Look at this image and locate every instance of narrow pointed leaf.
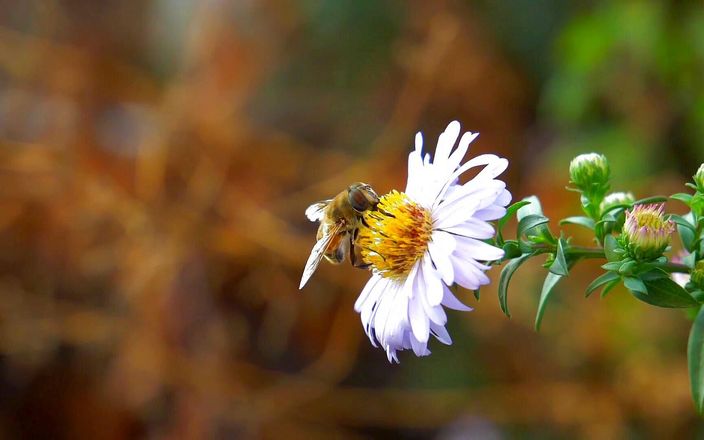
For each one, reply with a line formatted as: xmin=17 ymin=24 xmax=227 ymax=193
xmin=535 ymin=272 xmax=564 ymax=331
xmin=632 ymin=277 xmax=699 ymax=308
xmin=688 ymin=306 xmax=704 ymax=414
xmin=633 ymin=196 xmax=668 ymax=205
xmin=624 ymin=276 xmax=647 ymax=295
xmin=671 ymin=192 xmax=693 ymax=205
xmin=549 ymin=238 xmax=569 ymax=276
xmin=559 ymin=216 xmax=595 ymax=230
xmin=600 ymin=278 xmax=620 ymax=298
xmin=498 ymin=253 xmax=533 ymax=317
xmin=585 ymin=272 xmax=620 ymax=298
xmin=668 ymin=214 xmax=695 ymax=231
xmin=679 ymin=224 xmax=695 ymax=252
xmin=517 ymin=214 xmax=549 ymax=238
xmin=604 ymin=235 xmax=620 ymax=262
xmin=498 ymin=201 xmax=531 ymax=231
xmin=516 ymin=196 xmax=544 ymax=220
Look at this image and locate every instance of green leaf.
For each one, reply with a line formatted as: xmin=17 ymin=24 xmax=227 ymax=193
xmin=535 ymin=272 xmax=564 ymax=331
xmin=502 ymin=241 xmax=522 ymax=260
xmin=516 ymin=196 xmax=544 ymax=220
xmin=688 ymin=306 xmax=704 ymax=414
xmin=671 ymin=192 xmax=694 ymax=205
xmin=603 ymin=235 xmax=621 ymax=262
xmin=618 ymin=260 xmax=637 ymax=275
xmin=631 ymin=277 xmax=699 ymax=308
xmin=633 ymin=196 xmax=668 ymax=205
xmin=624 ymin=276 xmax=647 ymax=294
xmin=601 ymin=261 xmax=622 ymax=271
xmin=517 ymin=214 xmax=550 ymax=238
xmin=601 ymin=279 xmax=620 ymax=298
xmin=549 ymin=238 xmax=569 ymax=276
xmin=498 ymin=253 xmax=533 ymax=317
xmin=498 ymin=201 xmax=531 ymax=232
xmin=692 ymin=290 xmax=704 ymax=303
xmin=473 ymin=289 xmax=480 ymax=301
xmin=585 ymin=272 xmax=620 ymax=298
xmin=668 ymin=214 xmax=696 ymax=231
xmin=679 ymin=224 xmax=696 ymax=252
xmin=559 ymin=216 xmax=595 ymax=230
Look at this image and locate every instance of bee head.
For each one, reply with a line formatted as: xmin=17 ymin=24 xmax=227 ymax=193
xmin=348 ymin=182 xmax=379 ymax=213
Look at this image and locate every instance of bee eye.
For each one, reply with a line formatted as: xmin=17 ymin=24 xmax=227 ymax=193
xmin=349 ymin=188 xmax=370 ymax=212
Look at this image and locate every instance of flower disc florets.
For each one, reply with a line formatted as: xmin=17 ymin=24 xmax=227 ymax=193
xmin=569 ymin=153 xmax=610 ymax=196
xmin=358 ymin=190 xmax=432 ymax=280
xmin=622 ymin=203 xmax=674 ymax=261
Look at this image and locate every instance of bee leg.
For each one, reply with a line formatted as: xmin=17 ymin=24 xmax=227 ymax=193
xmin=350 ymin=234 xmax=371 ymax=269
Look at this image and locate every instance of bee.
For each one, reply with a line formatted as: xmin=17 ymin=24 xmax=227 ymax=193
xmin=299 ymin=182 xmax=379 ymax=289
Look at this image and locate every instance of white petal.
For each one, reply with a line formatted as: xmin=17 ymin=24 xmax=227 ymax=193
xmin=440 ymin=218 xmax=495 ymax=240
xmin=409 ymin=297 xmax=429 ymax=343
xmin=415 ymin=132 xmax=423 ymax=153
xmin=473 ymin=206 xmax=507 ymax=221
xmin=410 ymin=333 xmax=430 ymax=356
xmin=451 ymin=255 xmax=490 ymax=290
xmin=428 ymin=232 xmax=456 ymax=284
xmin=496 ymin=189 xmax=512 ymax=207
xmin=454 ymin=236 xmax=504 ymax=262
xmin=374 ymin=281 xmax=402 ymax=344
xmin=354 ymin=274 xmax=382 ymax=312
xmin=421 ymin=255 xmax=444 ymax=306
xmin=448 ymin=131 xmax=479 ymax=168
xmin=430 ymin=322 xmax=452 ymax=345
xmin=433 ymin=154 xmax=508 ymax=207
xmin=441 ymin=285 xmax=473 ymax=311
xmin=402 ymin=263 xmax=419 ymax=298
xmin=435 ymin=120 xmax=461 ymax=165
xmin=434 ymin=180 xmax=506 ymax=223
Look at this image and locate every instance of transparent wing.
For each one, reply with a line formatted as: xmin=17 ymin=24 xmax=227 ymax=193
xmin=305 ymin=200 xmax=331 ymax=222
xmin=299 ymin=222 xmax=342 ymax=289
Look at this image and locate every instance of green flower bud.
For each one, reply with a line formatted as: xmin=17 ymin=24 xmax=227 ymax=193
xmin=600 ymin=191 xmax=635 ymax=213
xmin=692 ymin=261 xmax=704 ymax=289
xmin=569 ymin=153 xmax=610 ymax=195
xmin=622 ymin=203 xmax=675 ymax=261
xmin=694 ymin=163 xmax=704 ymax=193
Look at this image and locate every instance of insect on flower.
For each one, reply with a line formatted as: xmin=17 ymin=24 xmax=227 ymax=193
xmin=354 ymin=121 xmax=511 ymax=362
xmin=299 ymin=182 xmax=380 ymax=289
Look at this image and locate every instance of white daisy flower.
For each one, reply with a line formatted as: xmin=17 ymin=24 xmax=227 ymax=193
xmin=354 ymin=120 xmax=511 ymax=362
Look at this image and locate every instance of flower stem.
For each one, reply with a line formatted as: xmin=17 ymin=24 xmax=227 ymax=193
xmin=565 ymin=246 xmax=605 ymax=259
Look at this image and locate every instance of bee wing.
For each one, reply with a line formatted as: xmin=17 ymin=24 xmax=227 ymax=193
xmin=305 ymin=200 xmax=332 ymax=222
xmin=299 ymin=222 xmax=343 ymax=289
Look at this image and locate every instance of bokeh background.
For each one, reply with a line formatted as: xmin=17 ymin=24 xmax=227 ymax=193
xmin=1 ymin=0 xmax=704 ymax=438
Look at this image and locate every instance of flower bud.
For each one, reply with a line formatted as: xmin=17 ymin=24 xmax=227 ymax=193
xmin=692 ymin=261 xmax=704 ymax=289
xmin=694 ymin=163 xmax=704 ymax=193
xmin=569 ymin=153 xmax=610 ymax=194
xmin=622 ymin=203 xmax=674 ymax=261
xmin=600 ymin=191 xmax=635 ymax=212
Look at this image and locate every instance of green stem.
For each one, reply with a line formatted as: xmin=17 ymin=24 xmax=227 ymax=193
xmin=565 ymin=246 xmax=605 ymax=259
xmin=529 ymin=244 xmax=690 ymax=273
xmin=530 ymin=244 xmax=605 ymax=259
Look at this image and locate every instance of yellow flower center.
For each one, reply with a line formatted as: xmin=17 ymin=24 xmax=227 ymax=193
xmin=634 ymin=211 xmax=664 ymax=229
xmin=357 ymin=190 xmax=433 ymax=280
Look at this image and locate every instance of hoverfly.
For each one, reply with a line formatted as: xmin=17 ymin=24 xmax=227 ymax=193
xmin=299 ymin=182 xmax=379 ymax=289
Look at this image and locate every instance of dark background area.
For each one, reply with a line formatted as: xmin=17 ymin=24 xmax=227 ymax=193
xmin=1 ymin=0 xmax=704 ymax=438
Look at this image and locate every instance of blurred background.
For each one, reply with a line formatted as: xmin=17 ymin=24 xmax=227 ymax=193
xmin=1 ymin=0 xmax=704 ymax=438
